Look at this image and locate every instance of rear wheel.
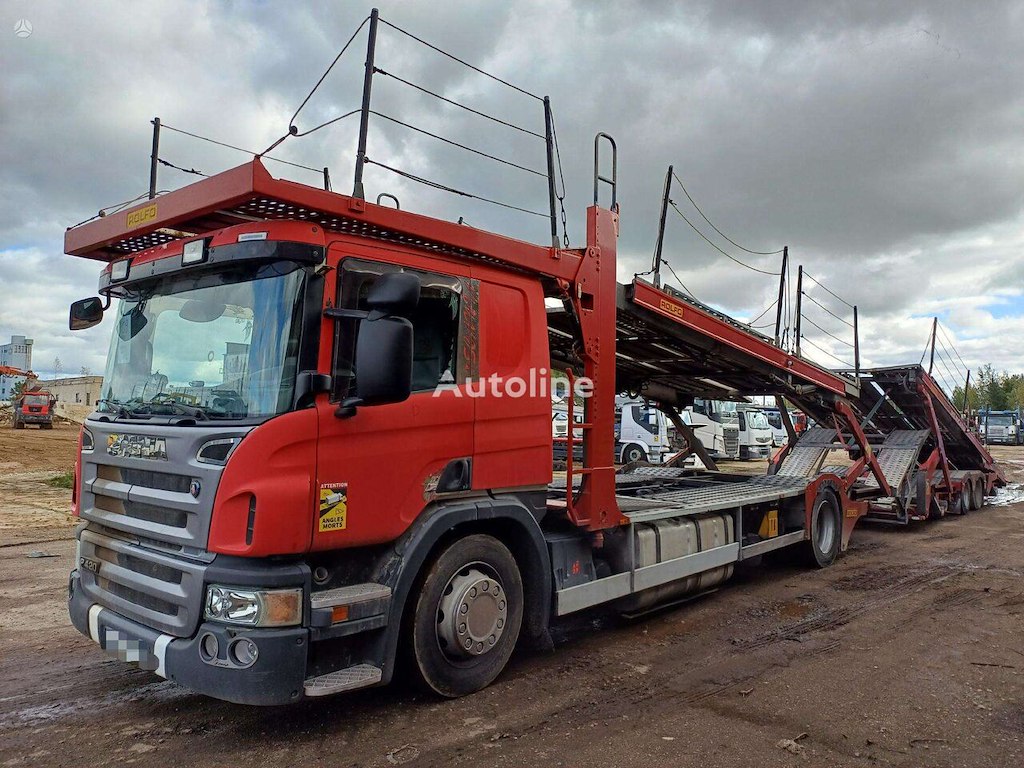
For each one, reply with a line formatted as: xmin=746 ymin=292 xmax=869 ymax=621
xmin=955 ymin=489 xmax=969 ymax=515
xmin=621 ymin=443 xmax=646 ymax=464
xmin=972 ymin=479 xmax=985 ymax=509
xmin=407 ymin=534 xmax=523 ymax=698
xmin=801 ymin=488 xmax=841 ymax=568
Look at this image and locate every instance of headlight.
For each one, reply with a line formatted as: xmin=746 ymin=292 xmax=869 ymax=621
xmin=204 ymin=585 xmax=302 ymax=627
xmin=81 ymin=428 xmax=94 ymax=452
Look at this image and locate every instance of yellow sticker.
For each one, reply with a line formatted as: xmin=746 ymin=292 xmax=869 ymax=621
xmin=126 ymin=203 xmax=158 ymax=229
xmin=318 ymin=483 xmax=348 ymax=532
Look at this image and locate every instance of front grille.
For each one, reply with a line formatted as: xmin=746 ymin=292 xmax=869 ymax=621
xmin=98 ymin=578 xmax=179 ymax=616
xmin=119 ymin=468 xmax=192 ymax=494
xmin=79 ymin=528 xmax=206 ymax=637
xmin=93 ymin=544 xmax=183 ymax=584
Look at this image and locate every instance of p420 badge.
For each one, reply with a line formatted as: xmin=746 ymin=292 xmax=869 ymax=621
xmin=107 ymin=434 xmax=167 ymax=460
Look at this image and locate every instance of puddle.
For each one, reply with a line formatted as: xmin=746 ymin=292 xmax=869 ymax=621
xmin=988 ymin=483 xmax=1024 ymax=507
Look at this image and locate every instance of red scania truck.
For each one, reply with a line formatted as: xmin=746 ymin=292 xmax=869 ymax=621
xmin=63 ymin=151 xmax=1002 ymax=704
xmin=63 ymin=17 xmax=1002 ymax=705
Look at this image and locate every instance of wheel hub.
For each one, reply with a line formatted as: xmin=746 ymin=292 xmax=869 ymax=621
xmin=437 ymin=567 xmax=507 ymax=658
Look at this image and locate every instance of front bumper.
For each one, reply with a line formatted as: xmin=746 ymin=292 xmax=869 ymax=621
xmin=68 ymin=570 xmax=308 ymax=705
xmin=18 ymin=413 xmax=50 ymax=423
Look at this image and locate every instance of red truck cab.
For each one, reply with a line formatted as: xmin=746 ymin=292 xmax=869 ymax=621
xmin=13 ymin=390 xmax=55 ymax=429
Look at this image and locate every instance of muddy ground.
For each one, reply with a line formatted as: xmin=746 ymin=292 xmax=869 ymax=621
xmin=1 ymin=426 xmax=1022 ymax=767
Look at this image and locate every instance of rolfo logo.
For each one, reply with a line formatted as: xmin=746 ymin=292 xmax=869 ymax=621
xmin=14 ymin=19 xmax=32 ymax=38
xmin=433 ymin=368 xmax=594 ymax=399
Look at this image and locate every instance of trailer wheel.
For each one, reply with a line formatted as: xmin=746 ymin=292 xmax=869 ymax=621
xmin=955 ymin=489 xmax=969 ymax=515
xmin=407 ymin=534 xmax=523 ymax=698
xmin=621 ymin=443 xmax=646 ymax=465
xmin=971 ymin=480 xmax=985 ymax=510
xmin=801 ymin=489 xmax=841 ymax=568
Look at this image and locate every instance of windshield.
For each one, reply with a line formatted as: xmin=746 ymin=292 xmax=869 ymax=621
xmin=99 ymin=261 xmax=307 ymax=420
xmin=23 ymin=394 xmax=49 ymax=406
xmin=987 ymin=415 xmax=1013 ymax=426
xmin=748 ymin=411 xmax=770 ymax=430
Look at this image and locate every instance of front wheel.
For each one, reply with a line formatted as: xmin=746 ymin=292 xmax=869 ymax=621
xmin=407 ymin=534 xmax=523 ymax=698
xmin=620 ymin=443 xmax=646 ymax=464
xmin=801 ymin=488 xmax=842 ymax=568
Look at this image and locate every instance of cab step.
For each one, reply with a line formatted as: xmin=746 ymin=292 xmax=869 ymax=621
xmin=304 ymin=664 xmax=382 ymax=697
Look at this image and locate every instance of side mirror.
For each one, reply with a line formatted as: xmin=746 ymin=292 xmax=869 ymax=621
xmin=365 ymin=272 xmax=420 ymax=318
xmin=339 ymin=316 xmax=413 ymax=414
xmin=69 ymin=297 xmax=105 ymax=330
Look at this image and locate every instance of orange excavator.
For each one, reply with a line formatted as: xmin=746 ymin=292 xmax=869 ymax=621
xmin=1 ymin=366 xmax=55 ymax=429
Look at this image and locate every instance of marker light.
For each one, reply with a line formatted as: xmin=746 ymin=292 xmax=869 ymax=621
xmin=110 ymin=259 xmax=131 ymax=282
xmin=182 ymin=238 xmax=208 ymax=266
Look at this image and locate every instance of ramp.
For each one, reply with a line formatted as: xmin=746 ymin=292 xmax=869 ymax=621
xmin=547 ymin=278 xmax=857 ymax=422
xmin=860 ymin=429 xmax=930 ymax=493
xmin=854 ymin=366 xmax=1004 ymax=484
xmin=775 ymin=427 xmax=839 ymax=478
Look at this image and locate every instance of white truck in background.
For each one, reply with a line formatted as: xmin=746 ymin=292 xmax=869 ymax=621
xmin=615 ymin=397 xmax=671 ymax=464
xmin=735 ymin=403 xmax=774 ymax=460
xmin=761 ymin=406 xmax=789 ymax=447
xmin=682 ymin=399 xmax=740 ymax=460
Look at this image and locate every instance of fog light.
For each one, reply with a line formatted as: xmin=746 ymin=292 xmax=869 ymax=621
xmin=199 ymin=632 xmax=219 ymax=661
xmin=229 ymin=637 xmax=259 ymax=667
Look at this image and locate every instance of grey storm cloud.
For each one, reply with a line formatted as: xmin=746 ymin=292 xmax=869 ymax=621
xmin=1 ymin=0 xmax=1023 ymax=385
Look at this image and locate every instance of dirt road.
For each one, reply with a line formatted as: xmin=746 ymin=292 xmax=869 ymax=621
xmin=1 ymin=428 xmax=1022 ymax=767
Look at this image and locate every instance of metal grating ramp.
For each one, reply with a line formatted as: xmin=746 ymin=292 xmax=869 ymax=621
xmin=627 ymin=475 xmax=809 ymax=522
xmin=861 ymin=429 xmax=930 ymax=490
xmin=623 ymin=466 xmax=690 ymax=479
xmin=776 ymin=427 xmax=839 ymax=478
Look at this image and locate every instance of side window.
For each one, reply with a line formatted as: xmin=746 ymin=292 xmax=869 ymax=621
xmin=332 ymin=258 xmax=462 ymax=400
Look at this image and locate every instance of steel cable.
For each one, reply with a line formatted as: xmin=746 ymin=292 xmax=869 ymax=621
xmin=364 ymin=158 xmax=548 ymax=217
xmin=668 ymin=200 xmax=780 ymax=276
xmin=802 ymin=271 xmax=854 ymax=309
xmin=380 ymin=17 xmax=543 ymax=101
xmin=671 ymin=171 xmax=784 ymax=256
xmin=374 ymin=68 xmax=545 ymax=139
xmin=160 ymin=124 xmax=323 ymax=174
xmin=371 ymin=111 xmax=545 ymax=176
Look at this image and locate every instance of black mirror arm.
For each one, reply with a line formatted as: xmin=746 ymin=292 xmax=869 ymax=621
xmin=323 ymin=307 xmax=368 ymax=321
xmin=293 ymin=371 xmax=333 ymax=410
xmin=335 ymin=396 xmax=363 ymax=419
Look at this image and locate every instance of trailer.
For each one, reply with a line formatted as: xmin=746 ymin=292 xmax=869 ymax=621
xmin=845 ymin=365 xmax=1006 ymax=523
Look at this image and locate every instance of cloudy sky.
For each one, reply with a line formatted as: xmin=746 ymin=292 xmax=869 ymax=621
xmin=2 ymin=0 xmax=1022 ymax=395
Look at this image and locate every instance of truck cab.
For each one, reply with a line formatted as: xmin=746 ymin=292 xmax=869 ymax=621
xmin=684 ymin=399 xmax=740 ymax=460
xmin=761 ymin=406 xmax=789 ymax=447
xmin=735 ymin=404 xmax=774 ymax=460
xmin=12 ymin=390 xmax=55 ymax=429
xmin=614 ymin=397 xmax=670 ymax=465
xmin=980 ymin=409 xmax=1023 ymax=445
xmin=66 ymin=208 xmax=557 ymax=704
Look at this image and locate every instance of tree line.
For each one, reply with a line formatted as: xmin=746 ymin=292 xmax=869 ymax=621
xmin=951 ymin=364 xmax=1024 ymax=413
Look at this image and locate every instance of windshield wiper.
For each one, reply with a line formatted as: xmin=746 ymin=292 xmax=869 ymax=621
xmin=96 ymin=398 xmax=138 ymax=420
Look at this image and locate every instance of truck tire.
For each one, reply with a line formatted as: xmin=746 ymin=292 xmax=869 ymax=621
xmin=620 ymin=443 xmax=646 ymax=464
xmin=406 ymin=534 xmax=523 ymax=698
xmin=801 ymin=488 xmax=841 ymax=568
xmin=955 ymin=489 xmax=969 ymax=515
xmin=972 ymin=480 xmax=985 ymax=510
